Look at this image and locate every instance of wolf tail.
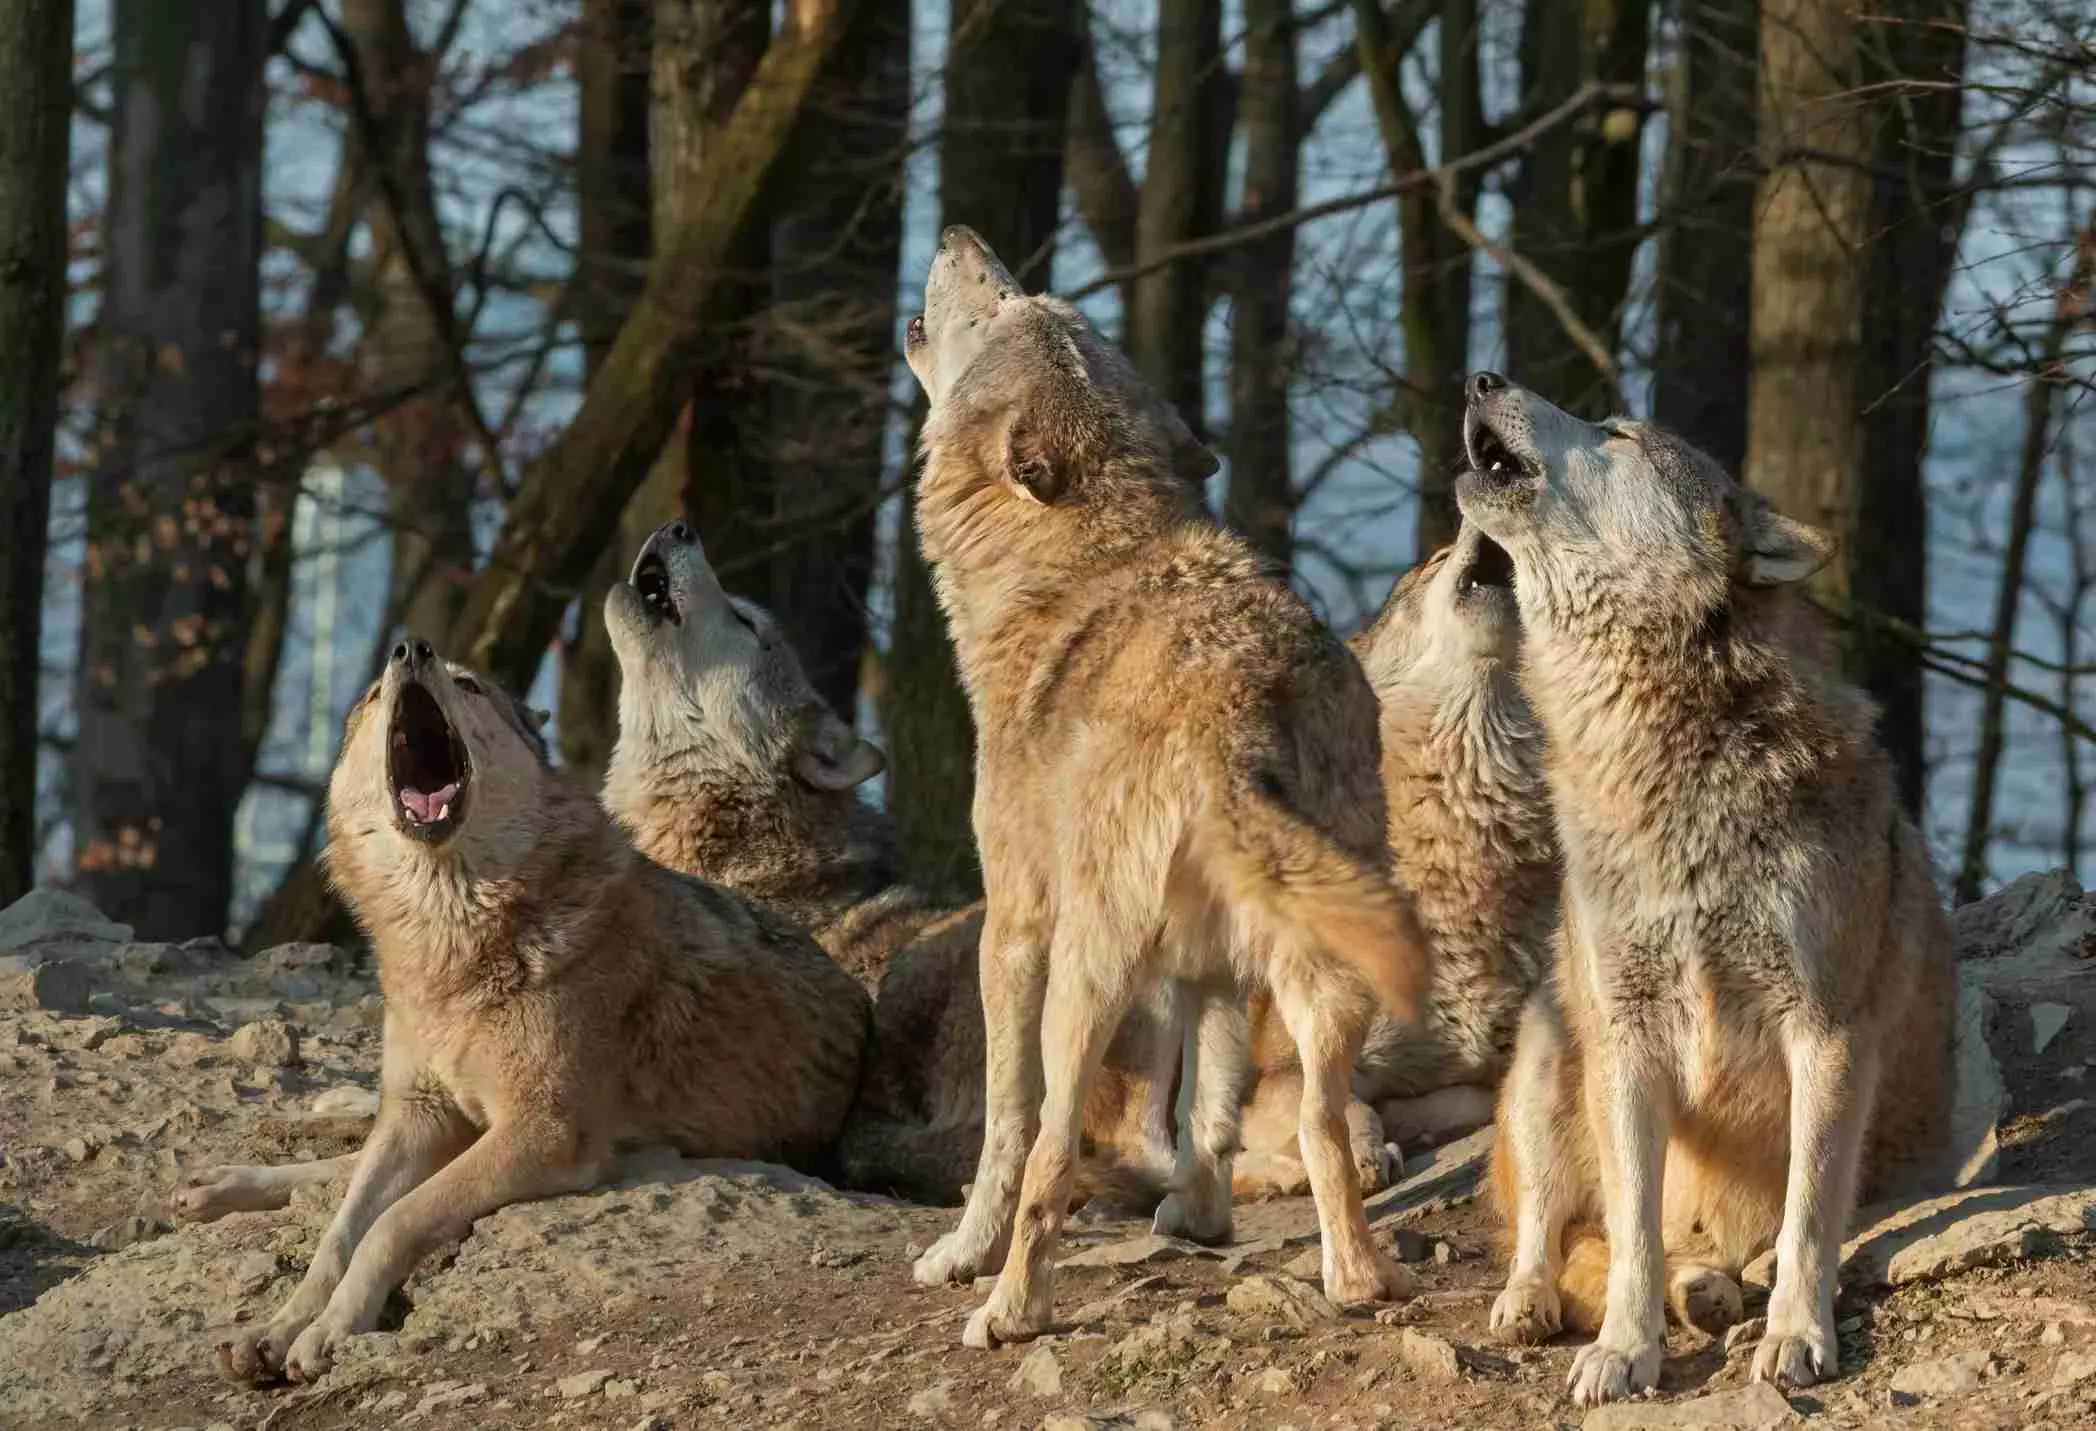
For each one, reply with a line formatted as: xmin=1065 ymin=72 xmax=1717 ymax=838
xmin=1220 ymin=791 xmax=1433 ymax=1024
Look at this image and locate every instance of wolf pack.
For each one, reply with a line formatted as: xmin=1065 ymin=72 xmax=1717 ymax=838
xmin=191 ymin=227 xmax=1961 ymax=1411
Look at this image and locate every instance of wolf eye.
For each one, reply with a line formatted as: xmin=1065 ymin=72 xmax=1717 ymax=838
xmin=453 ymin=675 xmax=483 ymax=696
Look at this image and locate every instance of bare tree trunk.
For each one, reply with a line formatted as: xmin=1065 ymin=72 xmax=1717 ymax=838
xmin=1504 ymin=0 xmax=1649 ymax=415
xmin=765 ymin=0 xmax=910 ymax=715
xmin=0 ymin=0 xmax=74 ymax=905
xmin=885 ymin=0 xmax=1078 ymax=898
xmin=1651 ymin=0 xmax=1758 ymax=474
xmin=558 ymin=0 xmax=656 ymax=783
xmin=1744 ymin=0 xmax=1870 ymax=639
xmin=446 ymin=0 xmax=860 ymax=691
xmin=74 ymin=0 xmax=268 ymax=937
xmin=1128 ymin=0 xmax=1224 ymax=426
xmin=1223 ymin=0 xmax=1299 ymax=567
xmin=1855 ymin=0 xmax=1969 ymax=814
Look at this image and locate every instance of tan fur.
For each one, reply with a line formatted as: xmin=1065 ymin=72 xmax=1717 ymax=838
xmin=216 ymin=644 xmax=868 ymax=1385
xmin=901 ymin=227 xmax=1432 ymax=1348
xmin=1458 ymin=376 xmax=1955 ymax=1406
xmin=1232 ymin=522 xmax=1559 ymax=1181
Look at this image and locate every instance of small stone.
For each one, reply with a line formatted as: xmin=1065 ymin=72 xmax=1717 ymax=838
xmin=1390 ymin=1227 xmax=1432 ymax=1263
xmin=89 ymin=1214 xmax=167 ymax=1251
xmin=2043 ymin=1322 xmax=2067 ymax=1346
xmin=1433 ymin=1241 xmax=1456 ymax=1267
xmin=1888 ymin=1348 xmax=1995 ymax=1397
xmin=1225 ymin=1275 xmax=1339 ymax=1329
xmin=631 ymin=1418 xmax=670 ymax=1431
xmin=604 ymin=1378 xmax=640 ymax=1399
xmin=2054 ymin=1351 xmax=2096 ymax=1388
xmin=1009 ymin=1345 xmax=1062 ymax=1398
xmin=907 ymin=1379 xmax=954 ymax=1417
xmin=2 ymin=961 xmax=90 ymax=1015
xmin=1059 ymin=1234 xmax=1210 ymax=1269
xmin=557 ymin=1369 xmax=614 ymax=1400
xmin=61 ymin=1136 xmax=93 ymax=1164
xmin=229 ymin=1017 xmax=300 ymax=1067
xmin=1398 ymin=1328 xmax=1463 ymax=1384
xmin=1254 ymin=1366 xmax=1295 ymax=1397
xmin=1723 ymin=1317 xmax=1767 ymax=1354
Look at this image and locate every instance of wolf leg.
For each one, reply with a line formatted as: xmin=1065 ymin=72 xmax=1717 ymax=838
xmin=282 ymin=1117 xmax=606 ymax=1382
xmin=1153 ymin=980 xmax=1248 ymax=1242
xmin=912 ymin=903 xmax=1047 ymax=1286
xmin=1491 ymin=991 xmax=1585 ymax=1345
xmin=964 ymin=908 xmax=1147 ymax=1348
xmin=218 ymin=1083 xmax=471 ymax=1383
xmin=1567 ymin=1002 xmax=1670 ymax=1407
xmin=1752 ymin=1023 xmax=1874 ymax=1390
xmin=176 ymin=1156 xmax=357 ymax=1223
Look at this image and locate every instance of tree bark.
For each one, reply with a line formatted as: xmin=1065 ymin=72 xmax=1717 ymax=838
xmin=764 ymin=0 xmax=911 ymax=715
xmin=557 ymin=0 xmax=657 ymax=783
xmin=1504 ymin=0 xmax=1649 ymax=415
xmin=1223 ymin=0 xmax=1300 ymax=568
xmin=74 ymin=0 xmax=268 ymax=937
xmin=445 ymin=0 xmax=859 ymax=692
xmin=1855 ymin=0 xmax=1968 ymax=813
xmin=1128 ymin=0 xmax=1224 ymax=427
xmin=1650 ymin=0 xmax=1758 ymax=475
xmin=885 ymin=0 xmax=1078 ymax=898
xmin=0 ymin=0 xmax=74 ymax=905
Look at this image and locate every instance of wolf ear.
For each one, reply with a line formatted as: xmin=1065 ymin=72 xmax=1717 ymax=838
xmin=1153 ymin=402 xmax=1219 ymax=486
xmin=1744 ymin=507 xmax=1835 ymax=587
xmin=1003 ymin=413 xmax=1077 ymax=503
xmin=793 ymin=709 xmax=886 ymax=792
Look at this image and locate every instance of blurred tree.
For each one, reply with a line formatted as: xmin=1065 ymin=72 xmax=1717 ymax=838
xmin=74 ymin=0 xmax=268 ymax=937
xmin=0 ymin=0 xmax=74 ymax=904
xmin=885 ymin=0 xmax=1079 ymax=898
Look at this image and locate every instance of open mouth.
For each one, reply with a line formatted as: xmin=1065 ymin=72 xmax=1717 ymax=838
xmin=1465 ymin=408 xmax=1531 ymax=483
xmin=632 ymin=550 xmax=681 ymax=626
xmin=1456 ymin=534 xmax=1516 ymax=599
xmin=388 ymin=681 xmax=469 ymax=842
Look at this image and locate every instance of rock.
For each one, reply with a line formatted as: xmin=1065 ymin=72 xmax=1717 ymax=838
xmin=1 ymin=960 xmax=90 ymax=1015
xmin=1723 ymin=1317 xmax=1766 ymax=1353
xmin=1389 ymin=1227 xmax=1432 ymax=1263
xmin=2033 ymin=1002 xmax=2074 ymax=1054
xmin=88 ymin=1215 xmax=168 ymax=1251
xmin=1398 ymin=1328 xmax=1462 ymax=1384
xmin=228 ymin=1018 xmax=299 ymax=1068
xmin=604 ymin=1378 xmax=639 ymax=1399
xmin=418 ymin=1382 xmax=488 ymax=1413
xmin=2054 ymin=1351 xmax=2096 ymax=1388
xmin=1947 ymin=981 xmax=2005 ymax=1187
xmin=631 ymin=1417 xmax=670 ymax=1431
xmin=1432 ymin=1240 xmax=1456 ymax=1266
xmin=1009 ymin=1345 xmax=1062 ymax=1398
xmin=1888 ymin=1348 xmax=1995 ymax=1397
xmin=1581 ymin=1382 xmax=1799 ymax=1428
xmin=1253 ymin=1367 xmax=1296 ymax=1397
xmin=311 ymin=1084 xmax=380 ymax=1118
xmin=556 ymin=1369 xmax=614 ymax=1400
xmin=1059 ymin=1234 xmax=1212 ymax=1270
xmin=61 ymin=1136 xmax=94 ymax=1164
xmin=907 ymin=1380 xmax=955 ymax=1417
xmin=1225 ymin=1275 xmax=1338 ymax=1329
xmin=232 ymin=1250 xmax=281 ymax=1294
xmin=1953 ymin=870 xmax=2096 ymax=966
xmin=1845 ymin=1185 xmax=2096 ymax=1287
xmin=0 ymin=889 xmax=132 ymax=959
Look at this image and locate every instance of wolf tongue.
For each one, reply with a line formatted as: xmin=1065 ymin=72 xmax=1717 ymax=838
xmin=400 ymin=782 xmax=460 ymax=823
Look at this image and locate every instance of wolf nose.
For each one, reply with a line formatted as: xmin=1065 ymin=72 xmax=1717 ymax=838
xmin=665 ymin=520 xmax=695 ymax=546
xmin=1468 ymin=371 xmax=1507 ymax=401
xmin=391 ymin=637 xmax=434 ymax=669
xmin=940 ymin=224 xmax=979 ymax=254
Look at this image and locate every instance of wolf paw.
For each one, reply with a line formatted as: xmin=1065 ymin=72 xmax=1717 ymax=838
xmin=961 ymin=1291 xmax=1050 ymax=1350
xmin=913 ymin=1227 xmax=999 ymax=1287
xmin=175 ymin=1166 xmax=282 ymax=1224
xmin=216 ymin=1313 xmax=308 ymax=1384
xmin=1152 ymin=1191 xmax=1231 ymax=1246
xmin=1750 ymin=1313 xmax=1836 ymax=1389
xmin=1324 ymin=1249 xmax=1417 ymax=1307
xmin=1668 ymin=1263 xmax=1744 ymax=1337
xmin=284 ymin=1315 xmax=354 ymax=1384
xmin=1490 ymin=1277 xmax=1562 ymax=1345
xmin=1567 ymin=1334 xmax=1662 ymax=1407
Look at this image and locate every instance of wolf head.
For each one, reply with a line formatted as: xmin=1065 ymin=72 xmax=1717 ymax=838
xmin=1452 ymin=372 xmax=1833 ymax=630
xmin=603 ymin=520 xmax=884 ymax=798
xmin=1353 ymin=520 xmax=1520 ymax=682
xmin=903 ymin=226 xmax=1215 ymax=561
xmin=327 ymin=638 xmax=553 ymax=876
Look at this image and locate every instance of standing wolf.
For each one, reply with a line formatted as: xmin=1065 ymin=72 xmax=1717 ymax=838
xmin=217 ymin=640 xmax=868 ymax=1384
xmin=1457 ymin=373 xmax=1955 ymax=1406
xmin=903 ymin=226 xmax=1431 ymax=1347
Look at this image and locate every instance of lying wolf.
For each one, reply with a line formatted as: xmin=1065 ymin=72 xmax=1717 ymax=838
xmin=217 ymin=640 xmax=868 ymax=1383
xmin=1233 ymin=520 xmax=1558 ymax=1190
xmin=904 ymin=226 xmax=1431 ymax=1347
xmin=1458 ymin=374 xmax=1955 ymax=1406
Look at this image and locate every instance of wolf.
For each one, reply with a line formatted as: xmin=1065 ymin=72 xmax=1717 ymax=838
xmin=903 ymin=226 xmax=1432 ymax=1347
xmin=216 ymin=639 xmax=869 ymax=1384
xmin=1232 ymin=519 xmax=1559 ymax=1192
xmin=1456 ymin=372 xmax=1955 ymax=1406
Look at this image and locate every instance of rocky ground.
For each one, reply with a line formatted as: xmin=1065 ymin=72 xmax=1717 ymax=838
xmin=4 ymin=874 xmax=2096 ymax=1431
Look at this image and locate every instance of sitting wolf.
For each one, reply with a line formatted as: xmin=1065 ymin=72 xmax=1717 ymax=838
xmin=1458 ymin=373 xmax=1955 ymax=1406
xmin=217 ymin=640 xmax=868 ymax=1384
